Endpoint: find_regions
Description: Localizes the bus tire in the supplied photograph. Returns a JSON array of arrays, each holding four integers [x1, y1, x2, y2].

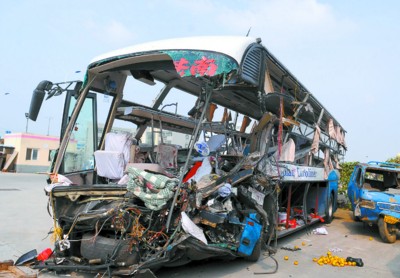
[[245, 239, 261, 262], [378, 216, 397, 243], [324, 194, 334, 224]]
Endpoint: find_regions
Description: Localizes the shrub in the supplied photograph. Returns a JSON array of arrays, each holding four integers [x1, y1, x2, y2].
[[338, 161, 358, 195], [387, 154, 400, 164]]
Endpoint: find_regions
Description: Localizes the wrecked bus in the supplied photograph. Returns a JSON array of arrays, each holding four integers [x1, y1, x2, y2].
[[28, 36, 347, 275]]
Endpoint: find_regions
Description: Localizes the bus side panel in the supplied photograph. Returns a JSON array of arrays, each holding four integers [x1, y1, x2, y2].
[[306, 184, 328, 217], [328, 170, 340, 213]]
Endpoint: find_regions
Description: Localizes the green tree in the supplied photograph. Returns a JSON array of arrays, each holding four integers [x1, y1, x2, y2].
[[338, 161, 358, 194], [387, 154, 400, 164]]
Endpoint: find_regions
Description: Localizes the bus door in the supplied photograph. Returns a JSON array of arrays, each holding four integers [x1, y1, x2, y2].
[[58, 91, 98, 185]]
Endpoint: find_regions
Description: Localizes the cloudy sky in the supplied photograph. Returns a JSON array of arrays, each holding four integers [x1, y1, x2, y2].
[[0, 0, 399, 162]]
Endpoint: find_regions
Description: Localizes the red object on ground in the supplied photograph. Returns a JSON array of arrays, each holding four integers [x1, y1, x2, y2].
[[310, 213, 325, 222], [37, 248, 53, 261]]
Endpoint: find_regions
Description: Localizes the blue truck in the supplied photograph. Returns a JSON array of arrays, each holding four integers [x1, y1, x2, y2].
[[347, 161, 400, 243]]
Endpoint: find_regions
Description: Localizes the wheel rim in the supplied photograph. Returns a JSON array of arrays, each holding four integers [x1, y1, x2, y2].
[[381, 217, 396, 235], [379, 216, 397, 242], [328, 198, 333, 217], [387, 223, 396, 235]]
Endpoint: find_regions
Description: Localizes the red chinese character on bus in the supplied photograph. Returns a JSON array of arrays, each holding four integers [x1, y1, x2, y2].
[[190, 57, 217, 76], [174, 58, 190, 76]]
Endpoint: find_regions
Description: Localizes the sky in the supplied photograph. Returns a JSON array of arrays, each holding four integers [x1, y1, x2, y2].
[[0, 0, 399, 162]]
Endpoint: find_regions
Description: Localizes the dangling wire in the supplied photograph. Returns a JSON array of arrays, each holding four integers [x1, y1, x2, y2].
[[49, 191, 63, 242]]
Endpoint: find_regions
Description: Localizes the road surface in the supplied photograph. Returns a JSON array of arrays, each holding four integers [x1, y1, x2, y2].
[[0, 173, 399, 277]]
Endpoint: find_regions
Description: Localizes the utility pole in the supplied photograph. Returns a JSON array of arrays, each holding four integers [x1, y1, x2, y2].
[[47, 117, 53, 136], [25, 112, 29, 133]]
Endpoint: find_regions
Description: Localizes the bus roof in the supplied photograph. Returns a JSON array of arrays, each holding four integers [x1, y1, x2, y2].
[[91, 36, 258, 64], [85, 35, 345, 135]]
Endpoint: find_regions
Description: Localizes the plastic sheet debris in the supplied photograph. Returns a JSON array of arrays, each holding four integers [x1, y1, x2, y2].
[[181, 212, 208, 244], [223, 198, 233, 211], [313, 227, 328, 235], [192, 157, 213, 183], [44, 183, 69, 193], [206, 134, 226, 152], [329, 247, 343, 253], [247, 186, 265, 206], [346, 257, 364, 267], [44, 174, 73, 192], [195, 141, 210, 156], [218, 182, 232, 197]]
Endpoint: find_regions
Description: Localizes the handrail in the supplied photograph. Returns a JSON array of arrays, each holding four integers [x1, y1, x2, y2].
[[368, 161, 400, 168]]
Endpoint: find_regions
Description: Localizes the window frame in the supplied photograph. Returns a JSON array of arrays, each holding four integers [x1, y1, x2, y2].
[[26, 148, 38, 161]]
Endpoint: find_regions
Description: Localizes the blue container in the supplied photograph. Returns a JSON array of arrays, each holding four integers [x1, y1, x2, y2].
[[238, 213, 262, 256]]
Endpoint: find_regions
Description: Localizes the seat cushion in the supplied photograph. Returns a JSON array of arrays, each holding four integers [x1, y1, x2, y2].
[[94, 150, 125, 179], [105, 133, 132, 165]]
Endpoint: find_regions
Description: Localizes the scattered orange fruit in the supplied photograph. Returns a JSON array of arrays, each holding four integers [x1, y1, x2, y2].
[[284, 256, 289, 260], [369, 237, 373, 241], [294, 260, 299, 265], [313, 251, 357, 267], [302, 242, 306, 246]]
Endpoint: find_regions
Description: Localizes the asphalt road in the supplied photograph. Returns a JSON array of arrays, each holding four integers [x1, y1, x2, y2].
[[0, 172, 52, 262], [1, 173, 399, 277]]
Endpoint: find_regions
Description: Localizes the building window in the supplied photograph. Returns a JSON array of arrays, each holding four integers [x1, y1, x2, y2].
[[26, 148, 38, 161]]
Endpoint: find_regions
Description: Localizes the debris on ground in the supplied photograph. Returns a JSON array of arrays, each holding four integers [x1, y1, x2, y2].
[[0, 260, 38, 277], [313, 227, 328, 235], [328, 247, 343, 253], [281, 245, 301, 251]]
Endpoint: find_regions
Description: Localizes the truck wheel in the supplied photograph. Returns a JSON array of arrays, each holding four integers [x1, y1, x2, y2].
[[245, 239, 261, 262], [352, 209, 361, 222], [324, 194, 334, 224], [378, 216, 397, 243]]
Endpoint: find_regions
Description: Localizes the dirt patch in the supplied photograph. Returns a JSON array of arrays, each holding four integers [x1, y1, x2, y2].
[[334, 208, 353, 222]]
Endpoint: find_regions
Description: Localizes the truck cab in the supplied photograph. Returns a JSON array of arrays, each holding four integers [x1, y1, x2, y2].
[[348, 161, 400, 243]]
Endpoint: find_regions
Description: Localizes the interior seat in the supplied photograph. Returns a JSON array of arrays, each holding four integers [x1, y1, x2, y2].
[[94, 133, 133, 180]]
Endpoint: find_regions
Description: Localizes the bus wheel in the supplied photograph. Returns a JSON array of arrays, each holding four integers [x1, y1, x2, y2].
[[245, 240, 261, 262], [324, 194, 334, 224], [378, 216, 397, 243]]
